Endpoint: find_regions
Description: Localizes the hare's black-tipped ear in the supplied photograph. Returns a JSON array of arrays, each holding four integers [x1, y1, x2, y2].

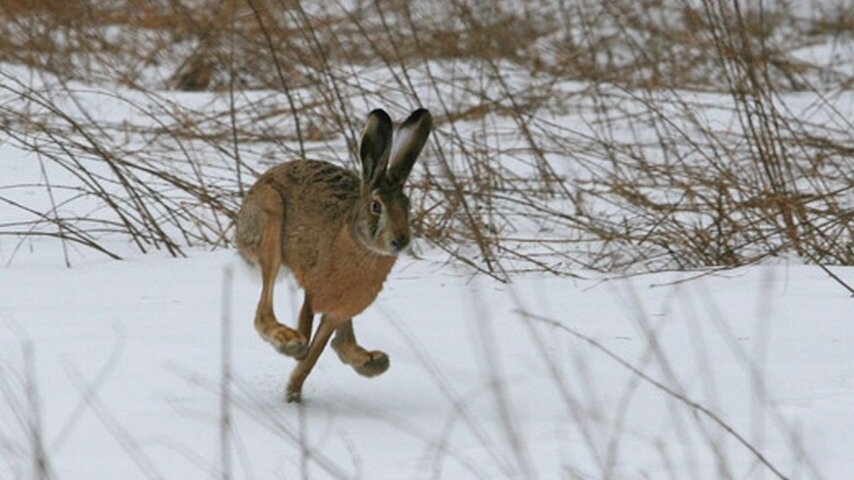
[[387, 108, 432, 187], [359, 109, 393, 187]]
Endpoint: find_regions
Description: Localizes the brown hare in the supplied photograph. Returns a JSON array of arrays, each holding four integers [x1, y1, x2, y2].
[[235, 108, 432, 402]]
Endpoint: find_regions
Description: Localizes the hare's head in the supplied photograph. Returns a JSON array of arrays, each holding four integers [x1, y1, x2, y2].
[[351, 108, 432, 257]]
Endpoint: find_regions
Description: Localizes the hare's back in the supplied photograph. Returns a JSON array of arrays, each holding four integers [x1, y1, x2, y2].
[[235, 160, 357, 262], [265, 160, 359, 208]]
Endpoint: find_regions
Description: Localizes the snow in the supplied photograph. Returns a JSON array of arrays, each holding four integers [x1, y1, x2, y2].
[[1, 244, 852, 479]]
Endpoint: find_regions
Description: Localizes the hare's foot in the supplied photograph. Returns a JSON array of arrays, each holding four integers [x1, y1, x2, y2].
[[285, 381, 302, 403], [256, 317, 308, 358], [331, 336, 390, 378], [354, 350, 389, 377]]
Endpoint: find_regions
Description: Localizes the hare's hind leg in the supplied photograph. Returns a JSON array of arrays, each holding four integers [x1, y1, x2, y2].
[[330, 320, 389, 378], [253, 188, 307, 358]]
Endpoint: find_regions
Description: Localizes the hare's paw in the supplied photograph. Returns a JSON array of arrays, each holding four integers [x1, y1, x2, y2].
[[353, 351, 390, 378], [285, 382, 302, 403], [263, 324, 308, 358], [331, 338, 390, 377]]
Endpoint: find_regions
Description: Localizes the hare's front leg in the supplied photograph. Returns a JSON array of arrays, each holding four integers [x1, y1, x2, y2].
[[254, 208, 307, 358], [297, 294, 315, 348], [286, 314, 338, 403], [330, 319, 390, 377]]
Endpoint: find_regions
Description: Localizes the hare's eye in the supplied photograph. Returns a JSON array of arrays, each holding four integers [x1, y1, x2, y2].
[[370, 200, 383, 215]]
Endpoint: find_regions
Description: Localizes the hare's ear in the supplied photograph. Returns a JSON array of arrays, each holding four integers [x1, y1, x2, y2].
[[359, 109, 393, 188], [387, 108, 432, 187]]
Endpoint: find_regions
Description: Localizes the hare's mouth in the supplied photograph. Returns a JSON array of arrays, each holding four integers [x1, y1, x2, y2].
[[382, 234, 411, 256], [361, 240, 399, 258], [354, 225, 408, 257]]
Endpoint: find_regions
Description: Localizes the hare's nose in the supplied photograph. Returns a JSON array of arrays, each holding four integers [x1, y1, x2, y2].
[[391, 234, 409, 251]]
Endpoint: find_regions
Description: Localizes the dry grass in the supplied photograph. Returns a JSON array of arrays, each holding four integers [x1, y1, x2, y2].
[[0, 0, 851, 277]]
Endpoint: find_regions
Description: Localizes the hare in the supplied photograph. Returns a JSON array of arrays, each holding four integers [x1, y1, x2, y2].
[[235, 108, 432, 402]]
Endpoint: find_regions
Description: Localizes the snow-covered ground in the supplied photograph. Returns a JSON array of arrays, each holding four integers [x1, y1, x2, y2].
[[1, 242, 852, 479]]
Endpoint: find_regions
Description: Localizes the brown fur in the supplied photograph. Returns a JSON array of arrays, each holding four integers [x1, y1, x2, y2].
[[234, 108, 432, 402], [238, 161, 397, 319]]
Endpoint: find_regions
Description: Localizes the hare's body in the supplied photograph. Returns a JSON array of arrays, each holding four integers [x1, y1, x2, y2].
[[237, 161, 395, 318], [235, 109, 432, 402]]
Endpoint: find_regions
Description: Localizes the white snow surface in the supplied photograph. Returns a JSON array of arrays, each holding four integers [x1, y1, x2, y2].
[[1, 243, 852, 479]]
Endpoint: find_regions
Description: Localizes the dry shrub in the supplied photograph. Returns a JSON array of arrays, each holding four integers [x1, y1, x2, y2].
[[0, 0, 851, 276]]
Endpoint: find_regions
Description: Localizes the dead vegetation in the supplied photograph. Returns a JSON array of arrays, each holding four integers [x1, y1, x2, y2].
[[0, 0, 851, 277]]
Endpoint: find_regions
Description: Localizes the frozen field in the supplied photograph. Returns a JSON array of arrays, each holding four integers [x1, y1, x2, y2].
[[1, 243, 852, 479]]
